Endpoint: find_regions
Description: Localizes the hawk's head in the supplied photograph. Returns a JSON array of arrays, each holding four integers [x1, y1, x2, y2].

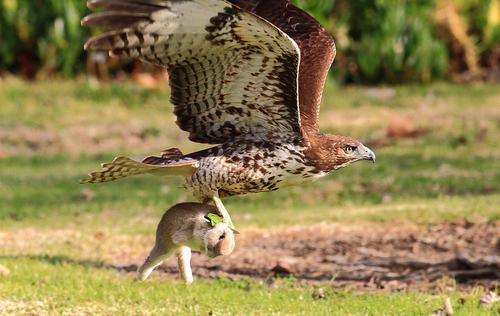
[[310, 134, 375, 172]]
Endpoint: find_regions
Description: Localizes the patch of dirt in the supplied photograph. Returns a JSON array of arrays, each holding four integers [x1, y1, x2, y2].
[[386, 116, 430, 139], [2, 222, 498, 292], [136, 221, 499, 291]]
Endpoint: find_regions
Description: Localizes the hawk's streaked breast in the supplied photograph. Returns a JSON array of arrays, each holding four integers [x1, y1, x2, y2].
[[184, 139, 327, 200]]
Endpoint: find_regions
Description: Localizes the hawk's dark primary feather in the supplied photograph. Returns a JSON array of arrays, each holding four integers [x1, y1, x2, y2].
[[229, 0, 336, 134], [83, 0, 302, 144]]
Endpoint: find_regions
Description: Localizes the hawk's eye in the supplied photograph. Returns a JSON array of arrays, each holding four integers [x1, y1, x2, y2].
[[343, 145, 357, 154], [219, 234, 225, 241]]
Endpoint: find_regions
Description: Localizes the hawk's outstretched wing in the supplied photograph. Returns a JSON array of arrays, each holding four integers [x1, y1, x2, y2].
[[83, 0, 301, 144], [229, 0, 336, 134]]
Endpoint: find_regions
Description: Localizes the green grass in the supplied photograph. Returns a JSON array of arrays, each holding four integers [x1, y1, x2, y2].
[[0, 258, 493, 316], [0, 78, 499, 315]]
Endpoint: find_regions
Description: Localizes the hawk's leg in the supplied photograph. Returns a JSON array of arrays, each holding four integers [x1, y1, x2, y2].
[[212, 194, 235, 229]]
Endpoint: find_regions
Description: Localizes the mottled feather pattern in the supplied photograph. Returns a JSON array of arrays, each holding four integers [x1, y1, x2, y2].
[[81, 157, 154, 184], [83, 0, 302, 144], [142, 147, 185, 164], [87, 0, 170, 12], [80, 156, 198, 184], [183, 137, 325, 200], [228, 0, 336, 133], [81, 0, 358, 206], [80, 138, 326, 202]]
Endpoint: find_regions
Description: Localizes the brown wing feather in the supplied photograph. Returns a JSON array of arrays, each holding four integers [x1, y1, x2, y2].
[[228, 0, 336, 134], [83, 0, 302, 144], [142, 147, 184, 165], [229, 0, 261, 11]]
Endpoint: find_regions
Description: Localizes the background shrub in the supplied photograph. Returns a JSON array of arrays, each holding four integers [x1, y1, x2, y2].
[[0, 0, 90, 78], [0, 0, 498, 83]]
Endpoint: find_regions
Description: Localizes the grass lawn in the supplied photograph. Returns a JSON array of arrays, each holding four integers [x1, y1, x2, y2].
[[0, 78, 499, 315], [0, 260, 492, 315]]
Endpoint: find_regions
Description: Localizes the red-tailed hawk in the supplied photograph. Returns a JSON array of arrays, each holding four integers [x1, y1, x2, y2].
[[81, 0, 376, 228]]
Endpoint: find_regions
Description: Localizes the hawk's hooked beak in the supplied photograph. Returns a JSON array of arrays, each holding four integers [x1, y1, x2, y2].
[[359, 145, 376, 163]]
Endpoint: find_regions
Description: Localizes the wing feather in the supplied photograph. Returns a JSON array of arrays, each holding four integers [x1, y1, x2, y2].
[[228, 0, 336, 134], [83, 0, 302, 143]]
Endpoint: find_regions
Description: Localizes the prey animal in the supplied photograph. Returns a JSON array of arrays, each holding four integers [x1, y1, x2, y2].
[[81, 0, 376, 228], [138, 202, 235, 284]]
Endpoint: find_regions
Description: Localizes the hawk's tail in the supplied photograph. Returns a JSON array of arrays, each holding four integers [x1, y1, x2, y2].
[[80, 150, 198, 184]]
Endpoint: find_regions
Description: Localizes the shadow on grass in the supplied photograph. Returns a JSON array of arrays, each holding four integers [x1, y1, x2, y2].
[[3, 250, 498, 288], [0, 254, 140, 274], [1, 254, 106, 269]]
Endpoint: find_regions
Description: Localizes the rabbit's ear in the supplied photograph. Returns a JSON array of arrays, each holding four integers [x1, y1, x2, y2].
[[172, 221, 195, 244]]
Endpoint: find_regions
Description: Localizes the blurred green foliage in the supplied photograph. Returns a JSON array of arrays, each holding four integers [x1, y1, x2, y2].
[[295, 0, 445, 82], [0, 0, 498, 83], [455, 0, 500, 49], [0, 0, 89, 77], [294, 0, 499, 83]]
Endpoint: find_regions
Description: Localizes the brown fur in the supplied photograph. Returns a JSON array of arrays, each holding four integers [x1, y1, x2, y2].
[[138, 203, 235, 282]]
